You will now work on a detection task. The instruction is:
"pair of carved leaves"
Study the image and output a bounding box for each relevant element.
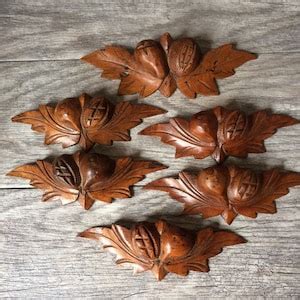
[8,151,166,209]
[79,220,245,280]
[140,106,300,163]
[12,93,165,150]
[82,32,256,98]
[145,165,300,224]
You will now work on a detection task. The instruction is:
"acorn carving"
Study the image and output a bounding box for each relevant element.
[134,40,169,79]
[197,166,228,196]
[81,96,113,129]
[167,37,201,77]
[54,98,82,131]
[227,167,261,204]
[220,110,249,142]
[132,223,160,260]
[78,153,116,189]
[53,154,81,188]
[157,220,195,261]
[189,111,218,143]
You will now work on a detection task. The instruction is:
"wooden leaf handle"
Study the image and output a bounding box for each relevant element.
[12,93,166,150]
[145,165,300,224]
[140,106,299,163]
[82,32,256,99]
[79,220,245,280]
[7,151,167,209]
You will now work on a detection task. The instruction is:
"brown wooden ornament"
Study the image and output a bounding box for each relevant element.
[81,32,256,99]
[7,151,166,209]
[145,165,300,224]
[12,93,166,150]
[140,106,299,163]
[79,220,245,280]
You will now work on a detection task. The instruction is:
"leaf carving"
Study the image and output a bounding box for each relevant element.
[197,44,256,79]
[12,93,165,150]
[162,227,245,276]
[159,73,177,97]
[7,151,166,210]
[83,46,133,80]
[82,42,168,97]
[145,165,300,224]
[176,73,219,98]
[81,32,256,99]
[140,117,216,159]
[12,100,82,148]
[140,106,299,163]
[7,159,79,204]
[79,220,245,280]
[87,157,167,206]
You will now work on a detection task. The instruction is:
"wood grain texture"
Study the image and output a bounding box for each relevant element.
[79,220,246,281]
[1,0,300,298]
[1,0,300,61]
[1,55,299,188]
[1,188,299,298]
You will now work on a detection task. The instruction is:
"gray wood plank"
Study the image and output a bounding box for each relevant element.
[1,188,299,299]
[1,54,299,188]
[0,0,300,61]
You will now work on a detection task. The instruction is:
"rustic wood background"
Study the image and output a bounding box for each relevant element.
[1,0,300,299]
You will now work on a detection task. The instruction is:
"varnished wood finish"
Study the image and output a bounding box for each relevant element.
[82,32,256,99]
[7,151,166,209]
[12,93,165,150]
[145,165,300,224]
[1,1,300,298]
[79,220,245,280]
[140,106,299,163]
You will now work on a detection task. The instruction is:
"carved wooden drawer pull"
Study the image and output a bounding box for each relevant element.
[8,151,166,209]
[12,93,166,150]
[79,220,245,280]
[145,165,300,224]
[140,106,299,163]
[82,32,256,99]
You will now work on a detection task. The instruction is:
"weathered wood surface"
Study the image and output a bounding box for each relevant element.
[1,0,300,61]
[2,55,300,188]
[1,188,300,299]
[1,0,300,299]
